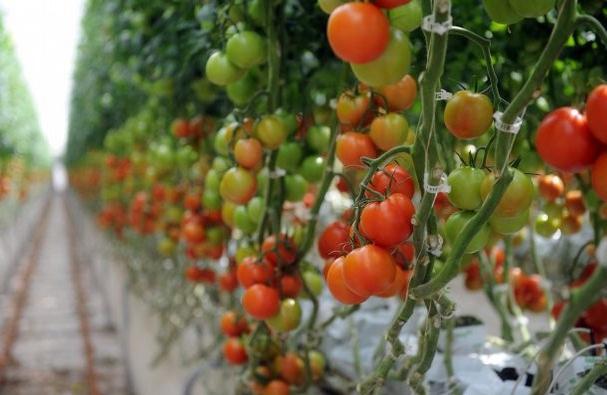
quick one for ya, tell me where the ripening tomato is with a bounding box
[326,257,368,304]
[586,85,607,144]
[206,51,244,86]
[308,351,326,380]
[220,311,249,337]
[261,235,297,266]
[536,108,600,172]
[336,92,371,126]
[266,298,302,332]
[444,91,494,139]
[172,118,191,138]
[591,153,607,202]
[256,115,287,149]
[367,164,415,198]
[560,212,583,235]
[480,169,534,218]
[234,138,263,169]
[535,213,559,238]
[447,167,486,210]
[263,380,290,395]
[301,270,324,297]
[445,211,490,254]
[374,0,411,9]
[336,132,378,168]
[388,0,423,32]
[490,208,529,235]
[276,353,304,385]
[242,284,280,319]
[377,74,417,111]
[359,193,415,248]
[318,221,352,259]
[220,167,257,204]
[565,190,586,216]
[327,3,390,64]
[237,257,273,288]
[219,270,239,292]
[537,174,564,202]
[280,275,302,298]
[343,245,397,297]
[224,338,248,364]
[351,29,412,88]
[369,113,409,151]
[463,259,483,291]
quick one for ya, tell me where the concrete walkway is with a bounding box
[0,194,128,394]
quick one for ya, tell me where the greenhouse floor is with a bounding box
[0,194,128,394]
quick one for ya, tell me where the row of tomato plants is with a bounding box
[68,0,607,394]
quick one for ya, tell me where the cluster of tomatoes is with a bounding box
[536,84,607,203]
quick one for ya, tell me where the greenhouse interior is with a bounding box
[0,0,607,394]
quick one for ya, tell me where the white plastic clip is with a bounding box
[427,234,444,257]
[422,15,453,36]
[597,238,607,268]
[269,168,287,179]
[494,111,523,135]
[424,171,451,194]
[435,89,453,101]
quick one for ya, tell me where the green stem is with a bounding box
[411,169,514,299]
[494,0,578,173]
[527,219,555,328]
[571,359,607,395]
[531,264,607,394]
[478,252,514,342]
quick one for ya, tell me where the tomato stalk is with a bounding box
[494,0,578,174]
[442,317,462,395]
[531,263,607,394]
[571,359,607,395]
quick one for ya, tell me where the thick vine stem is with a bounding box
[477,252,514,342]
[411,168,514,299]
[494,0,577,173]
[530,263,607,394]
[576,14,607,48]
[571,359,607,395]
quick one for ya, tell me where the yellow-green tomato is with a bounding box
[266,298,302,332]
[490,208,529,235]
[226,31,267,69]
[301,270,323,298]
[318,0,344,14]
[447,167,486,210]
[535,213,559,238]
[480,168,534,218]
[388,0,423,33]
[205,51,244,86]
[256,115,287,149]
[369,113,409,151]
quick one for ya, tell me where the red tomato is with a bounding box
[375,266,410,298]
[463,259,483,291]
[537,174,564,202]
[219,270,238,292]
[263,380,290,395]
[359,193,415,248]
[367,163,415,198]
[327,3,390,64]
[586,84,607,144]
[223,338,248,364]
[336,132,378,168]
[280,274,302,298]
[242,284,280,319]
[536,107,600,172]
[375,0,412,9]
[182,221,205,244]
[392,242,415,269]
[276,353,304,385]
[343,245,397,297]
[584,299,607,332]
[591,153,607,201]
[326,257,368,304]
[261,235,297,266]
[234,138,264,169]
[220,311,249,337]
[317,221,352,259]
[237,257,274,288]
[172,118,191,138]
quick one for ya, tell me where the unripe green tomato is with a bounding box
[388,0,423,33]
[508,0,555,18]
[205,169,221,192]
[266,298,302,332]
[226,31,267,69]
[351,29,411,88]
[535,213,559,238]
[157,238,176,256]
[206,226,226,245]
[234,205,257,234]
[445,211,491,254]
[247,197,264,224]
[247,0,266,26]
[176,146,197,168]
[482,0,524,24]
[256,115,287,149]
[447,167,486,210]
[313,107,332,125]
[285,174,309,202]
[257,168,269,193]
[480,169,534,218]
[202,190,222,210]
[236,244,257,264]
[318,0,344,14]
[299,156,325,183]
[164,206,183,224]
[277,142,304,172]
[214,127,231,156]
[212,157,231,174]
[543,202,564,221]
[227,72,258,106]
[205,51,244,86]
[490,208,529,235]
[275,109,298,135]
[306,125,331,154]
[301,270,323,297]
[228,3,245,22]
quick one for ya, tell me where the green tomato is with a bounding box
[480,169,534,218]
[388,0,423,33]
[490,208,529,235]
[256,115,287,149]
[318,0,344,14]
[285,174,308,202]
[157,238,176,256]
[351,29,411,88]
[228,3,245,22]
[445,211,490,254]
[266,298,302,332]
[301,270,323,298]
[482,0,524,24]
[234,205,257,234]
[226,31,267,69]
[543,202,564,221]
[299,156,325,183]
[535,213,559,238]
[206,226,226,245]
[205,51,244,86]
[313,107,332,125]
[275,109,298,135]
[212,157,230,174]
[227,72,258,106]
[164,206,183,224]
[202,190,222,210]
[508,0,555,18]
[447,167,486,210]
[236,244,257,264]
[306,125,331,154]
[205,169,221,192]
[214,127,232,156]
[247,197,264,224]
[176,146,197,168]
[277,142,304,172]
[247,0,266,26]
[257,168,269,194]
